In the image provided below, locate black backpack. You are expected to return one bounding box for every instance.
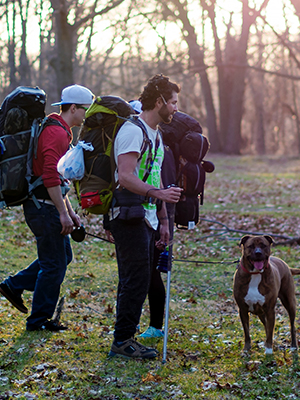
[159,111,214,229]
[0,86,64,208]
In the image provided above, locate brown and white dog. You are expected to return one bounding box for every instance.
[233,235,300,354]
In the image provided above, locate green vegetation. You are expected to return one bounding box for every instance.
[1,155,300,399]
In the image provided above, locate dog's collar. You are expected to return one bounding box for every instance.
[239,262,269,274]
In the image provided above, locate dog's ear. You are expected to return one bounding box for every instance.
[264,235,274,245]
[240,235,251,247]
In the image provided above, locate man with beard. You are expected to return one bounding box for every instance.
[108,74,182,359]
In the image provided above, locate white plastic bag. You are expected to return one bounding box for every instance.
[57,141,94,180]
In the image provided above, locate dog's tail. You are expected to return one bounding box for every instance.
[290,268,300,276]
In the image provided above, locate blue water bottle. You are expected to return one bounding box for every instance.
[157,246,169,273]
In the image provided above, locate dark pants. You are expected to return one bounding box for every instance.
[148,245,165,329]
[5,199,72,329]
[110,217,155,342]
[147,202,175,329]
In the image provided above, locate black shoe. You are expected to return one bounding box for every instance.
[27,320,68,332]
[109,338,158,359]
[0,282,28,314]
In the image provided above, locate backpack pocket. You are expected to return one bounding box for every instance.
[0,154,28,195]
[0,129,31,198]
[118,205,145,224]
[175,195,199,229]
[177,160,206,197]
[78,174,113,215]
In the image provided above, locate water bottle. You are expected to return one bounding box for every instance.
[157,246,169,273]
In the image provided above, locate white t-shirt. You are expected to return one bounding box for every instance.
[112,117,164,230]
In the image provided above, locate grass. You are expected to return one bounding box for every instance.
[1,155,300,399]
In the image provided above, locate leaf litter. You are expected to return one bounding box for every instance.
[1,156,300,398]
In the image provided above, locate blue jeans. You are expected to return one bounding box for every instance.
[5,200,72,329]
[110,217,155,342]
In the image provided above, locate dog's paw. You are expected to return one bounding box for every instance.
[242,349,251,357]
[265,347,273,355]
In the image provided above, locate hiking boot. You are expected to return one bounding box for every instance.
[0,282,28,314]
[26,320,68,332]
[137,326,164,339]
[109,338,158,359]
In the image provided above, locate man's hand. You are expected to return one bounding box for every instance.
[68,209,81,228]
[154,186,183,204]
[105,230,115,243]
[60,212,75,235]
[47,187,81,235]
[159,221,169,246]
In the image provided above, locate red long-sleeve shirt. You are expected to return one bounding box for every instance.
[32,113,72,188]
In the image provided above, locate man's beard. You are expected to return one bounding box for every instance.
[158,105,173,124]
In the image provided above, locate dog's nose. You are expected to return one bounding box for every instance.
[254,248,264,259]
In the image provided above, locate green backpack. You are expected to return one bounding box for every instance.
[75,95,150,215]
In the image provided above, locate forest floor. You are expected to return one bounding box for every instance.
[1,154,300,399]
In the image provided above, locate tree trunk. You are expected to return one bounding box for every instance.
[224,3,255,154]
[290,0,300,20]
[49,0,75,97]
[18,0,31,86]
[249,72,266,155]
[203,0,231,151]
[6,0,17,90]
[252,29,266,155]
[168,0,221,152]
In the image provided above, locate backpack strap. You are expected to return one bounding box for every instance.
[117,115,152,165]
[126,115,158,182]
[28,117,71,208]
[33,116,70,159]
[110,115,153,190]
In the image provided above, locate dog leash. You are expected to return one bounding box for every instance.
[173,258,239,265]
[71,226,240,266]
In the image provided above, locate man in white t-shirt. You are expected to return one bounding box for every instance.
[108,74,182,359]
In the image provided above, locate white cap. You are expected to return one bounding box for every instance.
[129,100,142,113]
[51,84,94,106]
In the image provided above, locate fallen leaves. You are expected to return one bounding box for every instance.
[245,360,262,371]
[141,372,162,383]
[202,380,233,391]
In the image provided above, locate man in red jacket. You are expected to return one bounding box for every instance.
[0,84,94,331]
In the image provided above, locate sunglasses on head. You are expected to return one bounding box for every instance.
[155,86,168,105]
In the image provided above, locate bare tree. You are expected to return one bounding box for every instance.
[17,0,31,85]
[130,0,272,154]
[0,0,299,156]
[248,27,266,155]
[48,0,125,97]
[4,0,18,90]
[290,0,300,20]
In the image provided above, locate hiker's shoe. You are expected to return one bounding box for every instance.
[0,282,28,314]
[27,320,68,332]
[137,326,164,338]
[109,338,158,359]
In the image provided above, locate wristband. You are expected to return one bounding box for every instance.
[146,188,160,199]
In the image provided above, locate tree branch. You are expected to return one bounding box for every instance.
[198,217,300,246]
[188,62,300,81]
[73,0,125,31]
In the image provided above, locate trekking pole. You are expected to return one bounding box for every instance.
[162,203,175,364]
[162,242,173,364]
